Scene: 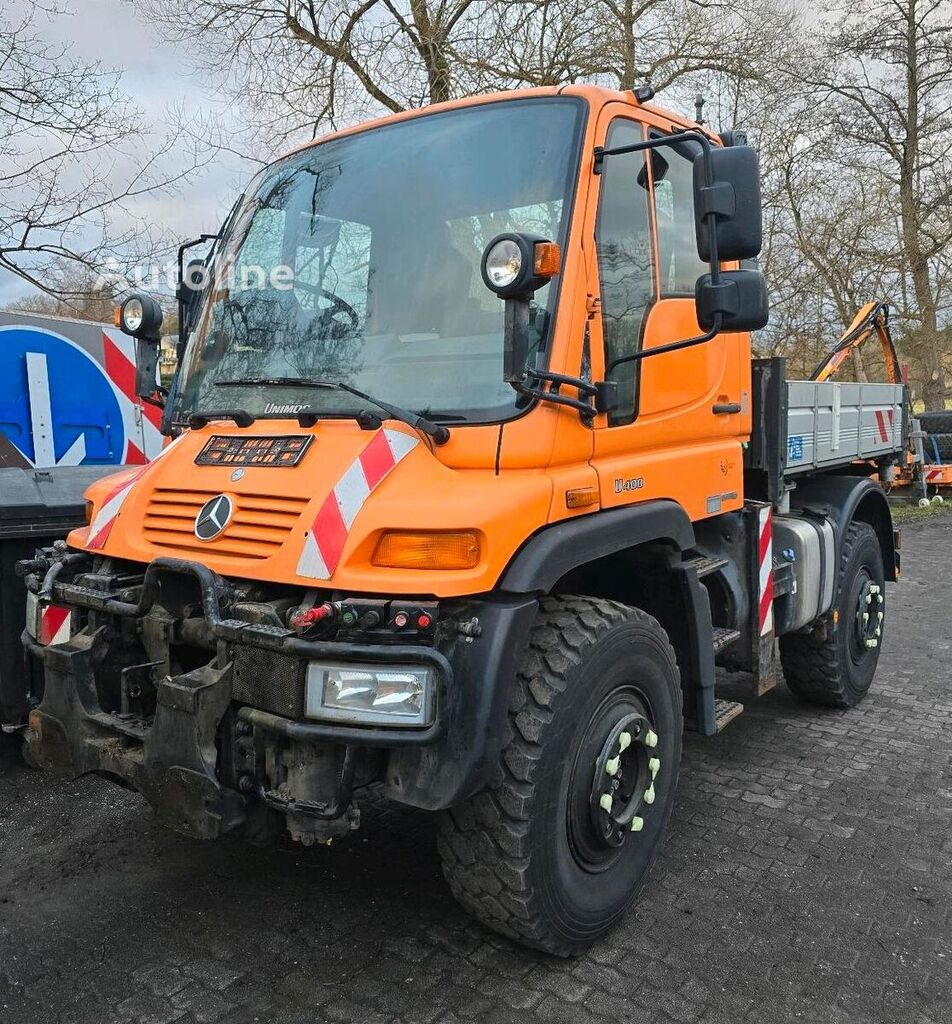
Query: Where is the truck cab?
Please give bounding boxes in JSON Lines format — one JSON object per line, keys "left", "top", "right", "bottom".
{"left": 20, "top": 86, "right": 899, "bottom": 956}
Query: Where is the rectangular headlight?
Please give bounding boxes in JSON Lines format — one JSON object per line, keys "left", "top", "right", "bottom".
{"left": 305, "top": 661, "right": 434, "bottom": 727}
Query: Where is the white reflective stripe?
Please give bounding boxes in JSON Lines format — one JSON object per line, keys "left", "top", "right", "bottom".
{"left": 58, "top": 434, "right": 87, "bottom": 466}
{"left": 383, "top": 428, "right": 419, "bottom": 462}
{"left": 88, "top": 480, "right": 136, "bottom": 540}
{"left": 759, "top": 548, "right": 772, "bottom": 595}
{"left": 761, "top": 605, "right": 774, "bottom": 636}
{"left": 26, "top": 351, "right": 55, "bottom": 467}
{"left": 334, "top": 458, "right": 372, "bottom": 529}
{"left": 296, "top": 533, "right": 330, "bottom": 580}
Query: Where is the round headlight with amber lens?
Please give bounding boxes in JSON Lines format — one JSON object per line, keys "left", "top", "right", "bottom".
{"left": 480, "top": 231, "right": 559, "bottom": 301}
{"left": 484, "top": 238, "right": 523, "bottom": 290}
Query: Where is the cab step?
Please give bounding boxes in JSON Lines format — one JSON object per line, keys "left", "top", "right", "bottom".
{"left": 714, "top": 698, "right": 745, "bottom": 732}
{"left": 712, "top": 627, "right": 741, "bottom": 654}
{"left": 684, "top": 553, "right": 730, "bottom": 578}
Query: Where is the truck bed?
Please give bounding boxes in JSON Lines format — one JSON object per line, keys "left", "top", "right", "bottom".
{"left": 784, "top": 380, "right": 906, "bottom": 476}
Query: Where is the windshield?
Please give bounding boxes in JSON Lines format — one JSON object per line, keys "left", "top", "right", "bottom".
{"left": 172, "top": 97, "right": 584, "bottom": 424}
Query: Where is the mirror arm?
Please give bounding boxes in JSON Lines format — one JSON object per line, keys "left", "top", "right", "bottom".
{"left": 606, "top": 316, "right": 722, "bottom": 374}
{"left": 176, "top": 233, "right": 219, "bottom": 358}
{"left": 594, "top": 129, "right": 723, "bottom": 288}
{"left": 513, "top": 381, "right": 598, "bottom": 421}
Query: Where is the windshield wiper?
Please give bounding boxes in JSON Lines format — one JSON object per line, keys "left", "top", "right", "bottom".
{"left": 217, "top": 377, "right": 450, "bottom": 445}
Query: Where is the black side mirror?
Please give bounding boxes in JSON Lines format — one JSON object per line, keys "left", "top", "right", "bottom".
{"left": 116, "top": 291, "right": 164, "bottom": 403}
{"left": 693, "top": 145, "right": 762, "bottom": 262}
{"left": 696, "top": 269, "right": 769, "bottom": 332}
{"left": 480, "top": 232, "right": 560, "bottom": 382}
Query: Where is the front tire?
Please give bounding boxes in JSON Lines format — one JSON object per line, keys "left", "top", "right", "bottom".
{"left": 438, "top": 596, "right": 682, "bottom": 956}
{"left": 779, "top": 521, "right": 885, "bottom": 708}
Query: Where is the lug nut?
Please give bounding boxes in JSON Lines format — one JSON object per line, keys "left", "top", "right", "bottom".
{"left": 618, "top": 732, "right": 631, "bottom": 752}
{"left": 630, "top": 816, "right": 644, "bottom": 832}
{"left": 599, "top": 794, "right": 613, "bottom": 813}
{"left": 644, "top": 784, "right": 656, "bottom": 805}
{"left": 605, "top": 756, "right": 620, "bottom": 776}
{"left": 644, "top": 729, "right": 658, "bottom": 749}
{"left": 649, "top": 757, "right": 661, "bottom": 778}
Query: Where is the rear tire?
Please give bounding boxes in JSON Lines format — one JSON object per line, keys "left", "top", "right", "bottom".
{"left": 438, "top": 596, "right": 682, "bottom": 956}
{"left": 780, "top": 521, "right": 885, "bottom": 708}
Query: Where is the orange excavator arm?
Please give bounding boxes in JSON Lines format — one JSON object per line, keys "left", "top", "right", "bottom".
{"left": 810, "top": 301, "right": 902, "bottom": 385}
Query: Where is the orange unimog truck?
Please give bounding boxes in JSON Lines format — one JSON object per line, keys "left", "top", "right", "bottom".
{"left": 20, "top": 85, "right": 904, "bottom": 955}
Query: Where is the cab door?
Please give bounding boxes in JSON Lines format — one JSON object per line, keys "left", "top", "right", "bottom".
{"left": 588, "top": 103, "right": 748, "bottom": 523}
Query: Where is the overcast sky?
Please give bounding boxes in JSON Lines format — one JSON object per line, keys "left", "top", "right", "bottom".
{"left": 0, "top": 0, "right": 254, "bottom": 306}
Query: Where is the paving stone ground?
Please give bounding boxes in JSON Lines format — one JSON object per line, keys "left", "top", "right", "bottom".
{"left": 1, "top": 516, "right": 950, "bottom": 1024}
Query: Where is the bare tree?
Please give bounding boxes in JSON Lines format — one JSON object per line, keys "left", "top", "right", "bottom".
{"left": 0, "top": 3, "right": 208, "bottom": 301}
{"left": 141, "top": 0, "right": 488, "bottom": 148}
{"left": 784, "top": 0, "right": 952, "bottom": 407}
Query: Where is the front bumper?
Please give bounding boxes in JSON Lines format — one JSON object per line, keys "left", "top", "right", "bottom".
{"left": 23, "top": 557, "right": 536, "bottom": 840}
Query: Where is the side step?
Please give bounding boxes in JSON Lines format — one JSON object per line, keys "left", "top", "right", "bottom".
{"left": 684, "top": 554, "right": 730, "bottom": 578}
{"left": 714, "top": 698, "right": 745, "bottom": 733}
{"left": 712, "top": 627, "right": 741, "bottom": 654}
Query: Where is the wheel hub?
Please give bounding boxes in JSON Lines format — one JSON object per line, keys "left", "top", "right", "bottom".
{"left": 588, "top": 712, "right": 660, "bottom": 849}
{"left": 854, "top": 579, "right": 884, "bottom": 651}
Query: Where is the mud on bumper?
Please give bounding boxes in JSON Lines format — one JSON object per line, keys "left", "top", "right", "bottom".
{"left": 23, "top": 558, "right": 536, "bottom": 842}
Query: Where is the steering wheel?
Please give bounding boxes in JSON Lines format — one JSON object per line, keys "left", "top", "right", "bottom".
{"left": 294, "top": 280, "right": 360, "bottom": 335}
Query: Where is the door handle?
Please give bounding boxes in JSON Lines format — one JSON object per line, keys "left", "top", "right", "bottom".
{"left": 712, "top": 402, "right": 742, "bottom": 415}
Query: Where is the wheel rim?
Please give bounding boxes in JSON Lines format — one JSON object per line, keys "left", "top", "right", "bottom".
{"left": 850, "top": 573, "right": 884, "bottom": 665}
{"left": 566, "top": 687, "right": 661, "bottom": 873}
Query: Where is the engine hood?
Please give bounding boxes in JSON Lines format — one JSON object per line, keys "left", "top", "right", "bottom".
{"left": 68, "top": 420, "right": 557, "bottom": 596}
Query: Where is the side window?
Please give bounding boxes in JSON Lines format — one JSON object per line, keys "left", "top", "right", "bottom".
{"left": 652, "top": 139, "right": 708, "bottom": 294}
{"left": 595, "top": 120, "right": 653, "bottom": 426}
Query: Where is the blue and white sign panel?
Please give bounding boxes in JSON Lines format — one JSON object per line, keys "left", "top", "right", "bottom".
{"left": 0, "top": 325, "right": 127, "bottom": 467}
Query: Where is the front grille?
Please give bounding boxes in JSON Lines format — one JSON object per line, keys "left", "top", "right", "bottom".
{"left": 143, "top": 488, "right": 309, "bottom": 561}
{"left": 232, "top": 646, "right": 304, "bottom": 718}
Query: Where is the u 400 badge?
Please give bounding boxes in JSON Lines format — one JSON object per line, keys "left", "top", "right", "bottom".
{"left": 614, "top": 476, "right": 644, "bottom": 494}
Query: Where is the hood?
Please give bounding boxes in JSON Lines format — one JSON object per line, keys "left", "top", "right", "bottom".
{"left": 69, "top": 420, "right": 555, "bottom": 596}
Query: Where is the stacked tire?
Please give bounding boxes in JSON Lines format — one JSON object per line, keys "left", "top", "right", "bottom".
{"left": 919, "top": 411, "right": 952, "bottom": 462}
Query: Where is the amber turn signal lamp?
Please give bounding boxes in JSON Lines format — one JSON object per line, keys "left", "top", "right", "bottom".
{"left": 565, "top": 487, "right": 599, "bottom": 509}
{"left": 112, "top": 306, "right": 122, "bottom": 327}
{"left": 533, "top": 242, "right": 561, "bottom": 278}
{"left": 373, "top": 531, "right": 480, "bottom": 570}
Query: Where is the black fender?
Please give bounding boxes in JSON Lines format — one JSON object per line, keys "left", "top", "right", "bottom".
{"left": 500, "top": 499, "right": 695, "bottom": 593}
{"left": 790, "top": 475, "right": 897, "bottom": 583}
{"left": 501, "top": 500, "right": 719, "bottom": 734}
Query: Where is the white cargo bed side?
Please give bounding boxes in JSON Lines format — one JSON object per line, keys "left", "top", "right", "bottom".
{"left": 785, "top": 380, "right": 905, "bottom": 476}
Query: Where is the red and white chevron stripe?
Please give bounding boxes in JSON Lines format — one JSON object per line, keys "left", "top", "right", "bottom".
{"left": 102, "top": 328, "right": 164, "bottom": 464}
{"left": 85, "top": 434, "right": 184, "bottom": 551}
{"left": 39, "top": 603, "right": 73, "bottom": 646}
{"left": 86, "top": 470, "right": 148, "bottom": 550}
{"left": 297, "top": 428, "right": 419, "bottom": 580}
{"left": 758, "top": 504, "right": 774, "bottom": 636}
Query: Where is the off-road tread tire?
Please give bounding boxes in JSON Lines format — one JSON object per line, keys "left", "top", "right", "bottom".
{"left": 779, "top": 521, "right": 882, "bottom": 708}
{"left": 437, "top": 595, "right": 680, "bottom": 956}
{"left": 918, "top": 411, "right": 952, "bottom": 435}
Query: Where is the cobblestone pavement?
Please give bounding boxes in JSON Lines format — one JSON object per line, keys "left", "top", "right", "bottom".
{"left": 1, "top": 517, "right": 950, "bottom": 1024}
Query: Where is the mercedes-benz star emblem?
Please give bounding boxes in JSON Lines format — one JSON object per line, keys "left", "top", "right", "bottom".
{"left": 194, "top": 494, "right": 234, "bottom": 541}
